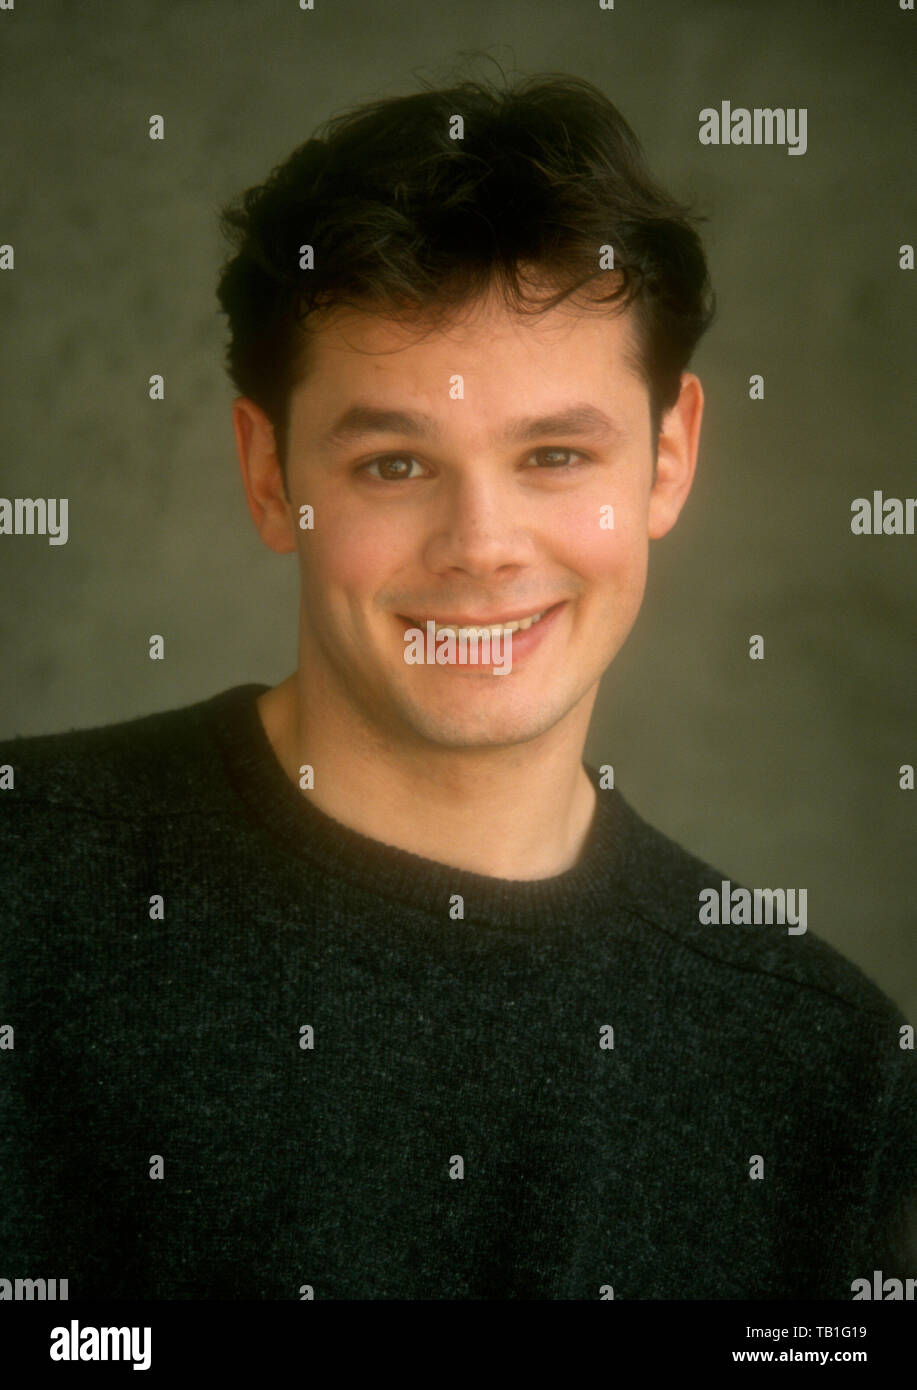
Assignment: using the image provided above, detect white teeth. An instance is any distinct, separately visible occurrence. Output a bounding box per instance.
[429,611,544,637]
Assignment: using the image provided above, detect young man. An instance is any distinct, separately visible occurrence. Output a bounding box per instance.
[2,75,915,1302]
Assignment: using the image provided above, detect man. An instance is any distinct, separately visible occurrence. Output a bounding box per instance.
[2,74,915,1301]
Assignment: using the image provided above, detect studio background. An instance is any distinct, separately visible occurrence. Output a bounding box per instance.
[1,0,914,1017]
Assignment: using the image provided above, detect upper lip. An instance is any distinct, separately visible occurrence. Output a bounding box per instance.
[400,602,563,625]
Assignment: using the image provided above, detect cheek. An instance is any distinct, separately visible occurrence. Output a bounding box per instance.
[550,490,648,590]
[294,494,413,600]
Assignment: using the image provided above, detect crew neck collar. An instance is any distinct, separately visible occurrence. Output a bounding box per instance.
[204,682,642,932]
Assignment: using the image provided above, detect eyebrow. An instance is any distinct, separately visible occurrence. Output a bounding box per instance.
[321,402,625,447]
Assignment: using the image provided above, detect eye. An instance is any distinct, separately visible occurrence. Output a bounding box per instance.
[362,453,426,482]
[528,447,586,469]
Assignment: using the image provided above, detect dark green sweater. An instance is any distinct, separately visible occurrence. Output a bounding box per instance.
[1,684,915,1300]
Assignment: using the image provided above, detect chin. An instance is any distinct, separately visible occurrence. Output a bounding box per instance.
[397,698,566,750]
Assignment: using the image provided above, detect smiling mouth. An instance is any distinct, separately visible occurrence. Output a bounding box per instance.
[398,602,565,638]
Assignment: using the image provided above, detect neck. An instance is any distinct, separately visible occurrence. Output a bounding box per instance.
[258,671,599,881]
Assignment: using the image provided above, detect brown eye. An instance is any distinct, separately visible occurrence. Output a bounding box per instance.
[533,448,582,468]
[365,455,423,481]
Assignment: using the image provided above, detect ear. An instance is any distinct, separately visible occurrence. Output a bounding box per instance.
[232,398,296,554]
[647,373,704,540]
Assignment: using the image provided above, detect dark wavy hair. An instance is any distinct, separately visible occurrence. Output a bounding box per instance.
[216,72,714,475]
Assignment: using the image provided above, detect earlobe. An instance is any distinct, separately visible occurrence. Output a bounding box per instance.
[232,398,297,555]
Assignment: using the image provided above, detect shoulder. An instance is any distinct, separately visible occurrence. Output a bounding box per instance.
[608,789,908,1032]
[0,684,260,831]
[607,793,917,1228]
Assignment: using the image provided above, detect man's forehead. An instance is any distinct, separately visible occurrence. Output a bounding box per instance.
[285,293,647,449]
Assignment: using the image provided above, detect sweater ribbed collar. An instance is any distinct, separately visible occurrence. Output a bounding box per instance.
[205,683,642,933]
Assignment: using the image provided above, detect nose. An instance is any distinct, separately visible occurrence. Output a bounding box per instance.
[421,472,536,579]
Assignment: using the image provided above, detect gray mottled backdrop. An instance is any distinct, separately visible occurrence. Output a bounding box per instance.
[1,0,915,1015]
